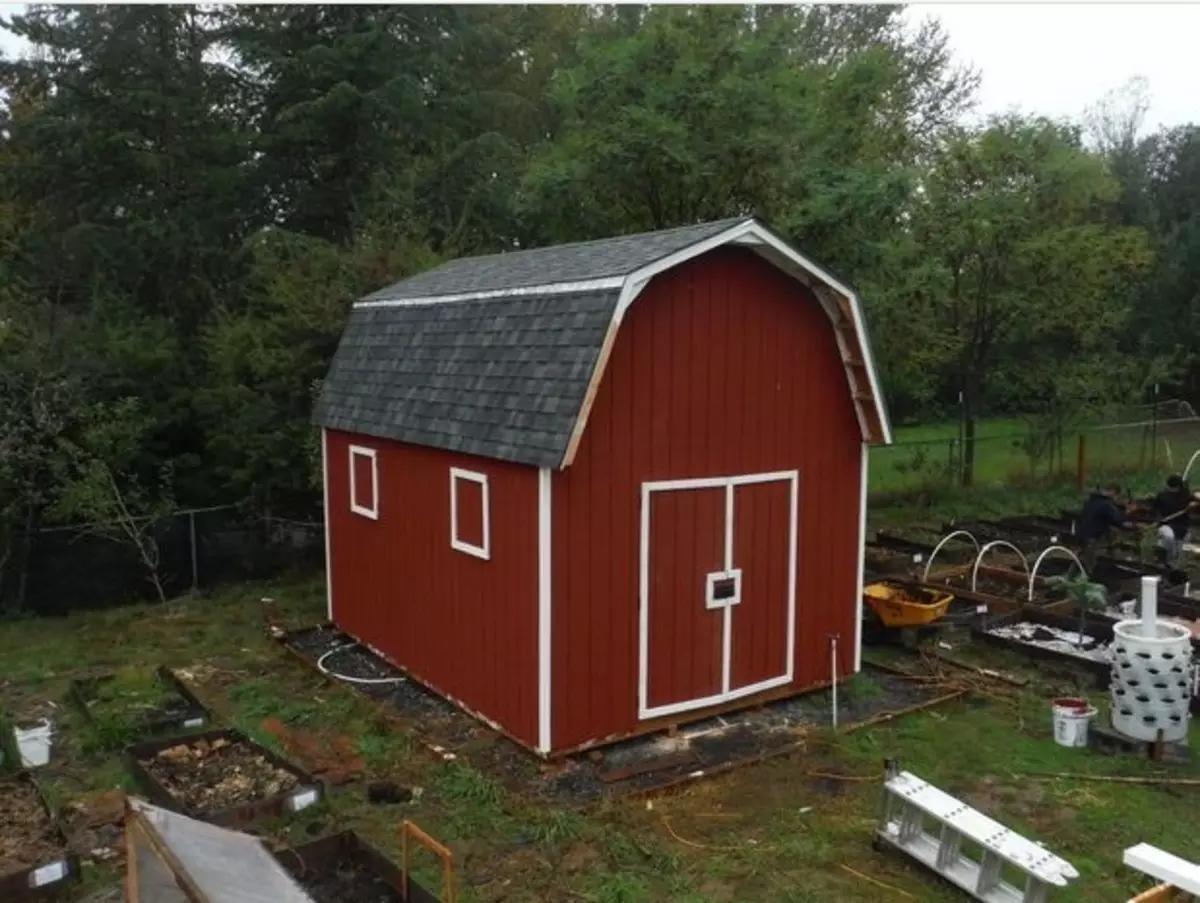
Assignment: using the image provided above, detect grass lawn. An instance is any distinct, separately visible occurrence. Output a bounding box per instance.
[872,415,1200,496]
[2,491,1197,902]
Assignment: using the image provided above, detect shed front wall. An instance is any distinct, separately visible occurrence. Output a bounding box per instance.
[324,429,540,748]
[551,247,863,752]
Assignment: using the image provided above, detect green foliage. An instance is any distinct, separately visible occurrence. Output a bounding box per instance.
[1054,576,1109,611]
[0,4,1193,612]
[435,761,504,809]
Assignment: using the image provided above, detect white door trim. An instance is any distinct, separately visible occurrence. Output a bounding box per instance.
[638,470,799,721]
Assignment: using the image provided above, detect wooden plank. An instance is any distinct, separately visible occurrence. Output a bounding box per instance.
[597,748,699,784]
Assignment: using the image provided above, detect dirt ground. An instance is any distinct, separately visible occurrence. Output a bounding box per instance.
[294,855,402,903]
[0,779,67,875]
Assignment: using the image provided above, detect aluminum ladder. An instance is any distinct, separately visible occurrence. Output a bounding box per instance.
[874,759,1079,903]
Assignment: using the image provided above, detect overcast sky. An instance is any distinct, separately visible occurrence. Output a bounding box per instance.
[0,3,1195,136]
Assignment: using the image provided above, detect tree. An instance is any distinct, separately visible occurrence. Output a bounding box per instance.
[517,4,974,281]
[50,397,176,603]
[887,116,1151,484]
[0,5,256,504]
[197,226,438,514]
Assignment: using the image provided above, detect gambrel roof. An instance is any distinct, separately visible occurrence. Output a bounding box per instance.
[314,218,892,468]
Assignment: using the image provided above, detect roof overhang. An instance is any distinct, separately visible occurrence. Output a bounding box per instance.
[559,220,893,467]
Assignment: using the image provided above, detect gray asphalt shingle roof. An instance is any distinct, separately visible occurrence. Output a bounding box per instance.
[361,218,746,301]
[314,215,891,465]
[316,219,754,467]
[315,289,620,467]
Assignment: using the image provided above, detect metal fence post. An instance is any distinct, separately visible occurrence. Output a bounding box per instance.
[1076,432,1087,492]
[189,511,199,593]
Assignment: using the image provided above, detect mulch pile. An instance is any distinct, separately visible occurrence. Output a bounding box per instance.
[261,717,364,786]
[140,736,299,811]
[0,779,66,875]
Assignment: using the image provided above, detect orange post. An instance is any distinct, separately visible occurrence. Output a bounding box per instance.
[400,820,457,903]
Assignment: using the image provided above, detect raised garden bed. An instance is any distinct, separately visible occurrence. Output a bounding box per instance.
[925,563,1069,606]
[124,727,324,828]
[278,830,439,903]
[0,773,80,900]
[69,665,209,747]
[973,609,1114,687]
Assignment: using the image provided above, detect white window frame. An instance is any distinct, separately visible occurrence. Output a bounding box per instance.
[450,467,490,560]
[348,445,379,520]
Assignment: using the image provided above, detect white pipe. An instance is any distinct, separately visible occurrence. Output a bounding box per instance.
[316,643,405,685]
[970,540,1031,593]
[830,636,839,730]
[1184,449,1200,484]
[1141,575,1160,636]
[921,530,981,583]
[1028,545,1089,602]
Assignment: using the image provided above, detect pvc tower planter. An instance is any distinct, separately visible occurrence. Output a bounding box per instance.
[1111,577,1193,744]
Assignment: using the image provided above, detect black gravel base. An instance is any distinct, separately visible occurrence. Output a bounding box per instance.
[281,625,958,802]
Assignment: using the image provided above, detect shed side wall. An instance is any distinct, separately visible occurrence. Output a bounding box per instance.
[325,430,540,747]
[551,247,862,751]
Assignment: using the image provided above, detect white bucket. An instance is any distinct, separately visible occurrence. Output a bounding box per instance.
[15,719,54,768]
[1052,698,1096,748]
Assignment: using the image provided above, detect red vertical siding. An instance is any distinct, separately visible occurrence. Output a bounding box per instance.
[644,487,725,711]
[552,247,862,751]
[326,431,540,748]
[730,480,792,692]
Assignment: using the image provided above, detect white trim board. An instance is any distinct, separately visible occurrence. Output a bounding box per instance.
[638,470,799,721]
[537,468,553,753]
[450,467,491,560]
[322,429,333,621]
[854,442,868,674]
[1124,844,1200,895]
[355,277,625,309]
[348,444,379,520]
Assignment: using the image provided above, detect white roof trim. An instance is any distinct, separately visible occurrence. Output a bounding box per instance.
[354,277,625,309]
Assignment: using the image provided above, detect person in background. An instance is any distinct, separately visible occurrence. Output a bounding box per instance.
[1077,483,1135,572]
[1151,474,1199,567]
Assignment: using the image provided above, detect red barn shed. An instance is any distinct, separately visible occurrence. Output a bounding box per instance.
[315,218,892,756]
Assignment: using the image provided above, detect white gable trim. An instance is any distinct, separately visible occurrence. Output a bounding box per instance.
[560,220,892,467]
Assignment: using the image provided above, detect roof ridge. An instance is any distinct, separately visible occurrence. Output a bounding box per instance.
[438,216,753,269]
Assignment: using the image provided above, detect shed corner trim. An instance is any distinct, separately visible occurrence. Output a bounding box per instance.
[537,467,553,754]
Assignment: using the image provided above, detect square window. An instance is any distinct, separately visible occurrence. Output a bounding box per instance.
[705,569,742,609]
[450,467,490,560]
[349,445,378,519]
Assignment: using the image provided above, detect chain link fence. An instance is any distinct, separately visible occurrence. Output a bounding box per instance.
[869,416,1200,499]
[0,504,325,616]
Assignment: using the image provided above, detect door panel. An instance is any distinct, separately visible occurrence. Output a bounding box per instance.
[730,480,793,691]
[645,487,725,711]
